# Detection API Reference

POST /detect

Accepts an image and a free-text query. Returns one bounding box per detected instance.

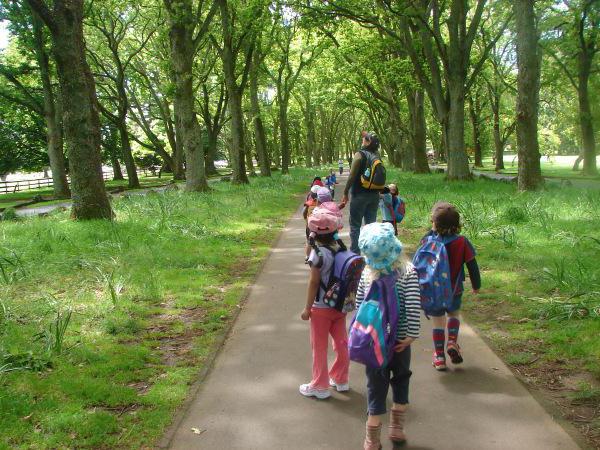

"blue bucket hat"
[358,222,403,270]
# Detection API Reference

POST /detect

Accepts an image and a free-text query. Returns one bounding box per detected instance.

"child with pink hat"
[299,207,350,400]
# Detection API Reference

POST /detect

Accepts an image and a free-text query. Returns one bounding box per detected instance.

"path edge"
[156,200,304,449]
[465,315,591,450]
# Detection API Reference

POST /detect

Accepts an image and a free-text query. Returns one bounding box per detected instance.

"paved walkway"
[164,175,579,450]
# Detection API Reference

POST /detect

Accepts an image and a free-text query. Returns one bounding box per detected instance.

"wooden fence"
[0,169,150,195]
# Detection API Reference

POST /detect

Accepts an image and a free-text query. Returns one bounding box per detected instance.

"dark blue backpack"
[412,235,457,316]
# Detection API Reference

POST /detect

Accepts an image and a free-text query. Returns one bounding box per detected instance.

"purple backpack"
[321,250,365,313]
[348,272,400,368]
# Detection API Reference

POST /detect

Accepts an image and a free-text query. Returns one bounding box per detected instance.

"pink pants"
[309,307,350,389]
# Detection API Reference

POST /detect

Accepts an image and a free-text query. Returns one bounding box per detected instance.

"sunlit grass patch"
[0,168,314,449]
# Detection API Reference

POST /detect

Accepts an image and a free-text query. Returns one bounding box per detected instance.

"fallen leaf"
[21,414,32,421]
[191,428,206,435]
[491,367,499,371]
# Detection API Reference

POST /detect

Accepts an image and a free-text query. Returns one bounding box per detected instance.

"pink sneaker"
[432,354,447,371]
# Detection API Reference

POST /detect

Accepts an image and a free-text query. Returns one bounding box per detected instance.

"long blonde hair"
[363,253,411,283]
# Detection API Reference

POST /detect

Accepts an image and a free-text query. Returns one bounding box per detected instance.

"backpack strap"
[316,246,337,300]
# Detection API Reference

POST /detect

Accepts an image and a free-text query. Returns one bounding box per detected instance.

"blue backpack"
[412,235,458,316]
[348,272,399,368]
[392,197,406,223]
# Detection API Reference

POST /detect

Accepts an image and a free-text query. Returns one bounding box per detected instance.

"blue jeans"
[366,346,412,415]
[349,192,380,253]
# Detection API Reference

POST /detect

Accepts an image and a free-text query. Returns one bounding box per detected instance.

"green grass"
[389,170,600,386]
[0,176,175,210]
[0,169,313,449]
[475,155,600,181]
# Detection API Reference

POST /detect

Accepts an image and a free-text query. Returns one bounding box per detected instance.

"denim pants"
[366,346,412,415]
[349,192,380,253]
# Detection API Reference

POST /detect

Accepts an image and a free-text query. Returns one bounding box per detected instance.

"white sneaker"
[329,378,350,392]
[299,383,331,399]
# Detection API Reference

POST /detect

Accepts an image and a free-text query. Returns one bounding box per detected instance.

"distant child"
[338,159,344,175]
[299,207,349,400]
[421,202,481,371]
[325,170,337,199]
[356,222,421,448]
[379,186,396,234]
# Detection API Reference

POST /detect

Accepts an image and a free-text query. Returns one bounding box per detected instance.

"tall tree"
[0,2,70,198]
[25,0,111,219]
[543,0,598,175]
[163,0,218,191]
[514,0,543,190]
[212,0,262,184]
[87,1,155,188]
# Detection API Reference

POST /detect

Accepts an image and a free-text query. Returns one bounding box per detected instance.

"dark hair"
[312,176,322,182]
[363,132,380,152]
[310,232,348,268]
[431,202,461,236]
[382,186,391,194]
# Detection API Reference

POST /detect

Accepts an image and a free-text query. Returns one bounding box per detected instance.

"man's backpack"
[360,151,386,190]
[393,196,406,224]
[348,272,399,368]
[411,235,459,316]
[321,250,365,313]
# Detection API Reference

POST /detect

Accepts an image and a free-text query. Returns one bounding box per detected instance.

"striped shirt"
[355,264,421,340]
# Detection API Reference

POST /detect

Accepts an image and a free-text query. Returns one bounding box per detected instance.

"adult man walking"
[341,132,385,253]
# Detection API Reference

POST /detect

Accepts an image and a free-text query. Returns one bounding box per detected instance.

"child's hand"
[394,337,415,353]
[301,308,311,321]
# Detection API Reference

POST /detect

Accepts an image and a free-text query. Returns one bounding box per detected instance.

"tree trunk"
[249,54,270,176]
[110,152,124,180]
[169,21,209,192]
[32,13,70,199]
[514,0,543,190]
[446,81,470,179]
[117,122,139,188]
[218,0,248,184]
[572,153,583,171]
[408,89,430,173]
[205,131,219,176]
[578,55,597,175]
[172,108,185,180]
[468,96,483,168]
[492,100,505,171]
[30,0,112,219]
[279,96,291,174]
[227,90,249,183]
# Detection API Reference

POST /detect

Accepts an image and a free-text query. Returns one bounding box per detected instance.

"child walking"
[379,186,396,234]
[356,222,421,449]
[300,207,349,400]
[422,202,481,371]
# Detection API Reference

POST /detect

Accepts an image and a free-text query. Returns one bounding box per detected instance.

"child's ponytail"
[309,231,324,268]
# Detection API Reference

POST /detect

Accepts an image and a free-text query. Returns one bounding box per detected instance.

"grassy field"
[0,169,313,449]
[0,176,176,210]
[475,155,600,180]
[389,170,600,446]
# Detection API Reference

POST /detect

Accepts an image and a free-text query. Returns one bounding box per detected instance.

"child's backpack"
[393,196,406,223]
[412,235,457,316]
[360,151,386,190]
[321,250,364,313]
[348,272,399,368]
